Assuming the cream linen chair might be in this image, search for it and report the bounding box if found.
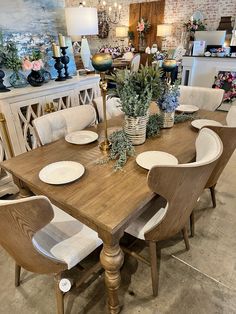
[125,128,223,296]
[130,54,141,72]
[190,106,236,235]
[0,196,102,314]
[33,105,97,145]
[0,138,18,197]
[179,86,224,111]
[123,51,134,61]
[93,96,123,122]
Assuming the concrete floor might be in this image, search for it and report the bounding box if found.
[0,151,236,314]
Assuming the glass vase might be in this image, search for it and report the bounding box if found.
[9,71,28,88]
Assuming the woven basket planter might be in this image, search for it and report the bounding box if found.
[161,111,175,128]
[124,115,148,145]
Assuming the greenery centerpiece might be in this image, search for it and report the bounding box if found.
[109,65,163,145]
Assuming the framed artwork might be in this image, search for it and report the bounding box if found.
[212,71,236,102]
[2,32,77,86]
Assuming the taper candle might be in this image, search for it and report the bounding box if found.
[58,33,66,47]
[52,43,61,57]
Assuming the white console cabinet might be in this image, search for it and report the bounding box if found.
[182,56,236,87]
[0,74,100,156]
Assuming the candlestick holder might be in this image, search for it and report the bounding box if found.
[60,47,72,79]
[0,70,10,93]
[91,53,113,152]
[53,57,66,82]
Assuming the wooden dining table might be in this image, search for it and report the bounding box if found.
[1,109,226,313]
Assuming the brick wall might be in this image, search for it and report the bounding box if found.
[66,0,236,51]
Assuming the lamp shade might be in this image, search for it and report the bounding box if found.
[157,24,172,37]
[65,7,98,36]
[116,26,128,38]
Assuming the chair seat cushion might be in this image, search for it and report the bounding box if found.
[125,196,168,240]
[32,205,102,269]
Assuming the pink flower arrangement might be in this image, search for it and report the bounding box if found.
[22,58,43,72]
[137,18,151,38]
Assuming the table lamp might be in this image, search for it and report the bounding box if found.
[91,53,112,152]
[65,7,98,70]
[157,24,172,50]
[116,26,128,51]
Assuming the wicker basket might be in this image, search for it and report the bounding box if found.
[161,111,175,128]
[124,115,148,145]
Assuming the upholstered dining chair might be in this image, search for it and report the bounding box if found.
[0,139,18,197]
[33,105,97,146]
[179,86,224,111]
[190,106,236,236]
[0,196,102,314]
[125,128,223,296]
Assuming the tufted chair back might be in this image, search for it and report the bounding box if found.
[33,105,97,145]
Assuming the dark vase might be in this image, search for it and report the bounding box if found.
[27,70,45,87]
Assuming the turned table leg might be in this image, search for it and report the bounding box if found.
[100,242,124,314]
[13,176,33,198]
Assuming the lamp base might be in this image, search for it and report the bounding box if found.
[99,140,111,152]
[81,37,94,70]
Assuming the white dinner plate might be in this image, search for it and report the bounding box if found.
[176,105,199,113]
[136,151,178,170]
[39,161,85,185]
[65,130,98,145]
[191,119,223,130]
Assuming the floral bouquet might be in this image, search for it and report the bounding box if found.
[184,19,206,32]
[137,18,151,38]
[153,51,168,61]
[157,80,180,113]
[22,50,44,72]
[99,46,122,59]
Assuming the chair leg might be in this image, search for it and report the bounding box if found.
[182,226,190,251]
[15,264,21,287]
[210,185,216,208]
[190,212,195,237]
[149,241,159,297]
[54,274,64,314]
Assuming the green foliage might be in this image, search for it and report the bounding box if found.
[109,130,135,171]
[30,50,42,61]
[97,130,135,171]
[146,114,163,138]
[174,113,196,124]
[0,41,22,72]
[109,66,163,118]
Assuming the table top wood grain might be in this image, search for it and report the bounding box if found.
[1,110,226,237]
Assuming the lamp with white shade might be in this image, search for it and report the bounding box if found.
[65,7,98,70]
[157,24,172,50]
[116,26,128,51]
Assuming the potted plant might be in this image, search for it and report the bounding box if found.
[0,41,28,88]
[157,80,180,128]
[109,66,163,145]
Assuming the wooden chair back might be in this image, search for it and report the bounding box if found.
[205,125,236,188]
[145,129,223,242]
[0,196,66,274]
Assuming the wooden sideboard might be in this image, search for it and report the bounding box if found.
[0,74,100,157]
